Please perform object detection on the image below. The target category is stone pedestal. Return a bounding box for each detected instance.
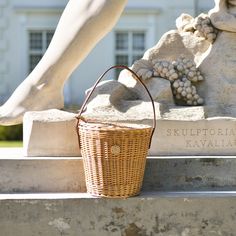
[23,108,236,156]
[23,109,80,157]
[1,148,236,193]
[1,192,236,236]
[153,117,236,155]
[18,108,236,235]
[1,148,236,235]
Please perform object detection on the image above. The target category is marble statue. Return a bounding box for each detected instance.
[1,0,236,126]
[0,0,127,125]
[199,0,236,113]
[118,0,236,116]
[210,0,236,32]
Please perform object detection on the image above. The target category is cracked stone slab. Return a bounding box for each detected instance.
[0,192,236,236]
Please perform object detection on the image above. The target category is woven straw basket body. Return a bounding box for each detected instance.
[76,65,156,198]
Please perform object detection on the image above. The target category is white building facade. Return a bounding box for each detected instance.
[0,0,214,106]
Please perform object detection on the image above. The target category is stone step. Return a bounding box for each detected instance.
[0,192,236,236]
[0,148,86,193]
[143,156,236,191]
[23,108,236,156]
[1,148,236,193]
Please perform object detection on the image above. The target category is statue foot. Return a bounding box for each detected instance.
[0,79,64,126]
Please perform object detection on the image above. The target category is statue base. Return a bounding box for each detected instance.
[23,107,236,156]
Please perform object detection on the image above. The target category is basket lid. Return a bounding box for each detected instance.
[78,119,152,131]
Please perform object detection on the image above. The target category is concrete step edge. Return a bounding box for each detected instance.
[2,148,236,159]
[1,191,236,200]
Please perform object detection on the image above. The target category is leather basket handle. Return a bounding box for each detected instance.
[76,65,156,149]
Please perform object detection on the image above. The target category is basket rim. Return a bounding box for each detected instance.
[78,119,152,131]
[76,65,156,149]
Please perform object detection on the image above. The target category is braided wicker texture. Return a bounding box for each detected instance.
[76,65,156,198]
[78,120,152,198]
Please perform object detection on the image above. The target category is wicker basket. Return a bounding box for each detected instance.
[76,65,156,198]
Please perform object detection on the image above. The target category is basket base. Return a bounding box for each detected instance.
[88,191,140,199]
[87,185,142,199]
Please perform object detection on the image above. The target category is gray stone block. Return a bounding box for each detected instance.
[23,108,236,156]
[84,105,236,156]
[143,157,236,191]
[0,192,236,236]
[23,109,80,156]
[0,148,85,193]
[1,148,236,193]
[152,118,236,156]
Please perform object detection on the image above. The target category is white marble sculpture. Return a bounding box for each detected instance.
[1,0,236,126]
[0,0,127,125]
[118,0,236,115]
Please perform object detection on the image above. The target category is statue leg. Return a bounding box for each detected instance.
[0,0,127,125]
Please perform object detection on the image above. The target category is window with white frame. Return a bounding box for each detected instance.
[28,30,54,72]
[115,31,146,77]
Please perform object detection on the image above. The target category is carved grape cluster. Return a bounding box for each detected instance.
[172,56,204,105]
[152,60,178,82]
[173,56,204,82]
[132,55,204,106]
[172,77,204,106]
[194,15,218,43]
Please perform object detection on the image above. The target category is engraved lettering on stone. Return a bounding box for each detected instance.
[166,128,236,149]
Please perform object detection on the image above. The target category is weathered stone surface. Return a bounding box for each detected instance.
[1,193,236,236]
[84,103,236,155]
[84,80,138,112]
[23,109,80,157]
[198,31,236,108]
[24,105,236,156]
[114,29,210,107]
[0,148,85,193]
[143,157,236,191]
[176,13,194,32]
[209,0,236,33]
[118,69,174,104]
[2,148,236,193]
[152,117,236,156]
[143,30,210,65]
[129,11,236,111]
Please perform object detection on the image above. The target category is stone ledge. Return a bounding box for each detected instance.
[1,148,236,193]
[0,192,236,236]
[23,109,80,157]
[23,109,236,156]
[1,191,236,199]
[0,148,85,193]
